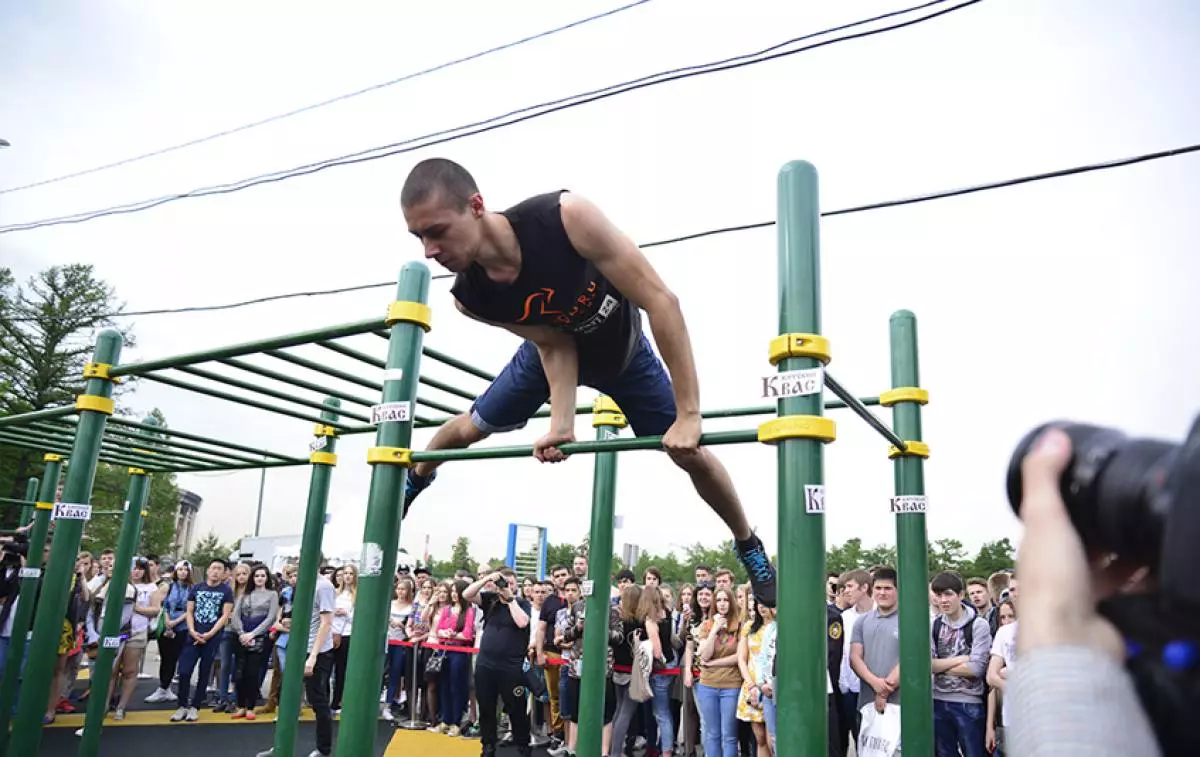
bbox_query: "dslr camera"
[1007,416,1200,757]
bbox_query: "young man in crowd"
[465,567,533,757]
[929,571,993,757]
[171,559,234,722]
[849,567,901,716]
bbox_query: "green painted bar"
[421,344,496,382]
[79,457,152,757]
[0,495,33,507]
[0,405,77,429]
[108,416,304,462]
[335,263,430,757]
[823,373,908,450]
[221,357,379,409]
[889,309,934,754]
[315,339,480,403]
[410,428,759,464]
[139,372,355,430]
[174,365,375,423]
[10,329,122,756]
[271,398,340,757]
[0,433,162,471]
[2,424,219,471]
[109,317,385,377]
[19,478,37,528]
[70,422,266,466]
[265,348,383,392]
[576,414,621,757]
[0,455,62,754]
[774,160,828,757]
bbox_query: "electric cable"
[0,0,979,235]
[5,140,1193,323]
[0,0,655,196]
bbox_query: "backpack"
[932,614,974,652]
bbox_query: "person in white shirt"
[836,569,874,754]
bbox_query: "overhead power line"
[7,140,1194,323]
[0,0,981,235]
[0,0,655,196]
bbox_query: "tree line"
[0,264,181,556]
[422,535,1017,585]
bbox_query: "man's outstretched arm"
[559,194,701,431]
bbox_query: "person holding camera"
[1008,427,1160,756]
[463,567,533,757]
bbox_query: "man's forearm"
[537,340,580,432]
[507,599,529,628]
[646,298,700,416]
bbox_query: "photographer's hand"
[1016,428,1129,660]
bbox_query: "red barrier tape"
[394,638,682,675]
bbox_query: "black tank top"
[450,191,642,378]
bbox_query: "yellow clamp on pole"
[141,510,149,517]
[310,451,339,466]
[879,387,929,407]
[768,333,832,366]
[385,301,432,332]
[74,395,115,416]
[591,396,627,429]
[366,447,412,467]
[35,501,53,510]
[888,440,930,459]
[43,453,62,462]
[757,415,837,444]
[82,362,122,383]
[127,467,146,475]
[132,448,157,456]
[312,424,338,438]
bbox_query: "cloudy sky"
[2,0,1197,569]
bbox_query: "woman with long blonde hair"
[696,586,744,757]
[330,564,357,713]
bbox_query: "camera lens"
[1006,422,1179,566]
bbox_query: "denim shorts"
[470,333,676,437]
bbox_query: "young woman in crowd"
[213,562,249,713]
[607,584,644,753]
[680,581,714,756]
[382,575,415,721]
[737,596,772,756]
[146,560,192,705]
[696,586,744,757]
[429,579,475,737]
[330,563,357,714]
[230,563,277,720]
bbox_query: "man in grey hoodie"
[929,570,992,757]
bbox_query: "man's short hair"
[400,158,479,211]
[872,567,898,587]
[930,571,965,595]
[966,576,988,589]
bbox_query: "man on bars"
[398,157,777,607]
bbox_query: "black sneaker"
[736,534,777,607]
[401,470,436,519]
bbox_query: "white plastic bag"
[858,702,902,757]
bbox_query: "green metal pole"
[0,454,62,755]
[18,478,37,529]
[10,329,123,756]
[78,456,153,757]
[888,309,934,754]
[334,262,430,757]
[576,399,623,757]
[773,160,829,757]
[272,397,341,757]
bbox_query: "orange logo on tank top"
[516,282,604,330]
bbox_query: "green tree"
[962,538,1016,579]
[0,264,133,507]
[928,538,969,575]
[681,541,747,585]
[82,408,180,556]
[545,541,582,571]
[826,538,867,576]
[186,530,236,570]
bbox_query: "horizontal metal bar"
[409,428,759,464]
[822,373,906,450]
[0,497,34,506]
[220,358,377,409]
[173,366,373,424]
[166,458,310,475]
[67,423,265,466]
[107,417,304,463]
[421,344,497,382]
[316,340,480,403]
[0,434,165,471]
[0,426,211,471]
[0,405,78,429]
[138,373,354,431]
[264,349,454,421]
[110,317,386,377]
[29,419,245,468]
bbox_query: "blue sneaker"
[736,534,777,608]
[402,470,436,519]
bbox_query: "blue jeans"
[934,699,987,757]
[471,334,677,436]
[439,651,471,727]
[216,630,236,703]
[695,684,739,757]
[177,637,220,708]
[649,674,675,752]
[558,666,574,721]
[762,695,777,752]
[385,644,407,705]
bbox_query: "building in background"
[174,489,202,556]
